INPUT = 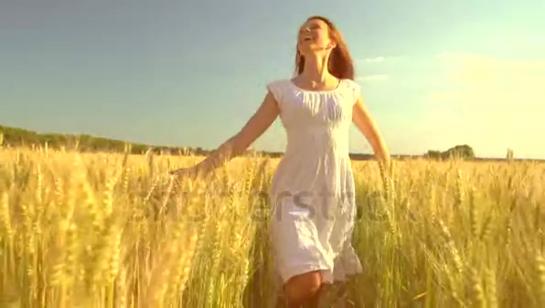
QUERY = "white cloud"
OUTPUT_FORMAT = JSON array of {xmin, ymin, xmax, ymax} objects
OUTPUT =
[
  {"xmin": 356, "ymin": 55, "xmax": 404, "ymax": 64},
  {"xmin": 356, "ymin": 74, "xmax": 389, "ymax": 82},
  {"xmin": 363, "ymin": 56, "xmax": 385, "ymax": 63}
]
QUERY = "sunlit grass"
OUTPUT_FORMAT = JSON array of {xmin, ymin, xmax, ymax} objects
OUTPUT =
[{"xmin": 0, "ymin": 146, "xmax": 544, "ymax": 307}]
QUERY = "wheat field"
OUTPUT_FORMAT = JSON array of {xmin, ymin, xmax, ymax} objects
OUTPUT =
[{"xmin": 0, "ymin": 146, "xmax": 544, "ymax": 307}]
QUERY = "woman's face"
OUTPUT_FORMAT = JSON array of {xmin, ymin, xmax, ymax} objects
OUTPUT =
[{"xmin": 297, "ymin": 18, "xmax": 336, "ymax": 55}]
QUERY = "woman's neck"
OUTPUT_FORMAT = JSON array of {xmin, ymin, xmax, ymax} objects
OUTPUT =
[{"xmin": 300, "ymin": 52, "xmax": 334, "ymax": 83}]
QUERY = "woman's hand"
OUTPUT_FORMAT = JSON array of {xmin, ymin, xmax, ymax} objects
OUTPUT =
[
  {"xmin": 384, "ymin": 157, "xmax": 392, "ymax": 174},
  {"xmin": 169, "ymin": 166, "xmax": 199, "ymax": 181},
  {"xmin": 377, "ymin": 157, "xmax": 394, "ymax": 196}
]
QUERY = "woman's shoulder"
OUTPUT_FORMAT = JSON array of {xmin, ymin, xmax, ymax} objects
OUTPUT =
[
  {"xmin": 266, "ymin": 78, "xmax": 290, "ymax": 103},
  {"xmin": 266, "ymin": 78, "xmax": 290, "ymax": 88},
  {"xmin": 342, "ymin": 78, "xmax": 361, "ymax": 96},
  {"xmin": 342, "ymin": 78, "xmax": 360, "ymax": 89}
]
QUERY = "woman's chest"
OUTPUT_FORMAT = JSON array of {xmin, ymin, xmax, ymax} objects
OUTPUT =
[{"xmin": 279, "ymin": 91, "xmax": 353, "ymax": 125}]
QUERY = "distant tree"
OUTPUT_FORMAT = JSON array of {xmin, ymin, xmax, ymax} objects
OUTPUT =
[
  {"xmin": 1, "ymin": 123, "xmax": 285, "ymax": 158},
  {"xmin": 425, "ymin": 150, "xmax": 442, "ymax": 159},
  {"xmin": 425, "ymin": 145, "xmax": 475, "ymax": 160},
  {"xmin": 444, "ymin": 144, "xmax": 475, "ymax": 160}
]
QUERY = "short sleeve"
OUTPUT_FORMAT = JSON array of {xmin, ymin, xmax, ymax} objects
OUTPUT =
[
  {"xmin": 349, "ymin": 79, "xmax": 361, "ymax": 106},
  {"xmin": 266, "ymin": 79, "xmax": 283, "ymax": 105}
]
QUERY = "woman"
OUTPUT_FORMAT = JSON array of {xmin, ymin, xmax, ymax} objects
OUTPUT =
[{"xmin": 170, "ymin": 15, "xmax": 391, "ymax": 308}]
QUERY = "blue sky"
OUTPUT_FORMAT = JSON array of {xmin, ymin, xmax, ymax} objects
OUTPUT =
[{"xmin": 1, "ymin": 0, "xmax": 544, "ymax": 159}]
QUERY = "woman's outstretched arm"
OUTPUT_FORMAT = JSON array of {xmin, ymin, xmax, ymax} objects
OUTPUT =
[
  {"xmin": 170, "ymin": 90, "xmax": 280, "ymax": 179},
  {"xmin": 352, "ymin": 93, "xmax": 391, "ymax": 166}
]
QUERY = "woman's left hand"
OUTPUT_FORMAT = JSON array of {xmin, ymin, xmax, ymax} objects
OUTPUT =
[{"xmin": 169, "ymin": 167, "xmax": 198, "ymax": 180}]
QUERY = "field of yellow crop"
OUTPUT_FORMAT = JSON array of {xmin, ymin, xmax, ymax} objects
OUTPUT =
[{"xmin": 1, "ymin": 147, "xmax": 544, "ymax": 307}]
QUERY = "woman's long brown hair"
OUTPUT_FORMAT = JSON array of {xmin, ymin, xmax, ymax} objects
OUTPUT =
[{"xmin": 293, "ymin": 16, "xmax": 355, "ymax": 80}]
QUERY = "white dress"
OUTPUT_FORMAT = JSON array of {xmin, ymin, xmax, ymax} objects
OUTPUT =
[{"xmin": 266, "ymin": 77, "xmax": 364, "ymax": 286}]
